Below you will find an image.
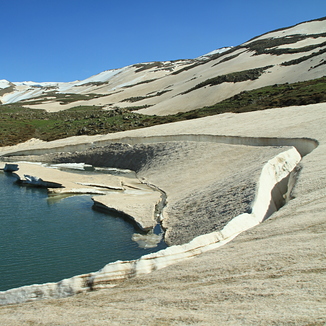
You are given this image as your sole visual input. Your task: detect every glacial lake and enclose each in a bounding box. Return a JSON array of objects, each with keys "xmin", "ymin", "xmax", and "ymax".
[{"xmin": 0, "ymin": 171, "xmax": 166, "ymax": 292}]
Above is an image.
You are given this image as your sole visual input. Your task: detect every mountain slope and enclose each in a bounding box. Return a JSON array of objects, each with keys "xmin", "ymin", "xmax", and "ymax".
[{"xmin": 1, "ymin": 17, "xmax": 325, "ymax": 116}]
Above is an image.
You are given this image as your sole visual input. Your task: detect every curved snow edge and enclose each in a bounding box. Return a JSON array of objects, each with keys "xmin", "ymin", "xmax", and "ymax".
[
  {"xmin": 2, "ymin": 134, "xmax": 318, "ymax": 158},
  {"xmin": 0, "ymin": 147, "xmax": 301, "ymax": 305}
]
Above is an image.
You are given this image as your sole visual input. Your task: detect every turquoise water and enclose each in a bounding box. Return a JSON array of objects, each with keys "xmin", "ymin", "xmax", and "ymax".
[{"xmin": 0, "ymin": 172, "xmax": 166, "ymax": 291}]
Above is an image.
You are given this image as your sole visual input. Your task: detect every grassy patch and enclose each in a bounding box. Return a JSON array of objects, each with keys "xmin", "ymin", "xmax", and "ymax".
[
  {"xmin": 134, "ymin": 62, "xmax": 175, "ymax": 73},
  {"xmin": 246, "ymin": 33, "xmax": 326, "ymax": 55},
  {"xmin": 18, "ymin": 92, "xmax": 106, "ymax": 106},
  {"xmin": 0, "ymin": 105, "xmax": 171, "ymax": 146},
  {"xmin": 213, "ymin": 52, "xmax": 244, "ymax": 65},
  {"xmin": 0, "ymin": 77, "xmax": 325, "ymax": 147},
  {"xmin": 123, "ymin": 78, "xmax": 158, "ymax": 88},
  {"xmin": 121, "ymin": 105, "xmax": 152, "ymax": 110},
  {"xmin": 181, "ymin": 66, "xmax": 273, "ymax": 95},
  {"xmin": 175, "ymin": 76, "xmax": 326, "ymax": 119},
  {"xmin": 171, "ymin": 31, "xmax": 326, "ymax": 76},
  {"xmin": 171, "ymin": 48, "xmax": 241, "ymax": 75},
  {"xmin": 171, "ymin": 62, "xmax": 201, "ymax": 75},
  {"xmin": 121, "ymin": 90, "xmax": 171, "ymax": 103},
  {"xmin": 0, "ymin": 85, "xmax": 15, "ymax": 98},
  {"xmin": 264, "ymin": 40, "xmax": 326, "ymax": 56},
  {"xmin": 77, "ymin": 81, "xmax": 109, "ymax": 87},
  {"xmin": 281, "ymin": 47, "xmax": 326, "ymax": 66}
]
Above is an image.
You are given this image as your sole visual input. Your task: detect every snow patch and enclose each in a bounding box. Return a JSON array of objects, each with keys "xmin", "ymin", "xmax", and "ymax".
[
  {"xmin": 2, "ymin": 88, "xmax": 45, "ymax": 104},
  {"xmin": 197, "ymin": 47, "xmax": 233, "ymax": 60},
  {"xmin": 74, "ymin": 67, "xmax": 127, "ymax": 86},
  {"xmin": 0, "ymin": 80, "xmax": 11, "ymax": 89},
  {"xmin": 0, "ymin": 146, "xmax": 302, "ymax": 305}
]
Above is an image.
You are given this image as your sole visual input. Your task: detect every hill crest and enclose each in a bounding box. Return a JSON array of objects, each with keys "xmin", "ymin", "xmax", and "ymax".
[{"xmin": 0, "ymin": 16, "xmax": 325, "ymax": 116}]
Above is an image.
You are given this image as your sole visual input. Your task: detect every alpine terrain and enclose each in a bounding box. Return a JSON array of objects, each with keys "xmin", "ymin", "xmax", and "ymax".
[{"xmin": 0, "ymin": 16, "xmax": 325, "ymax": 325}]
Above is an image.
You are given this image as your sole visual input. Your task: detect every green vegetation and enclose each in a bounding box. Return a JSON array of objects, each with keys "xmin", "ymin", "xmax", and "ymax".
[
  {"xmin": 121, "ymin": 105, "xmax": 152, "ymax": 111},
  {"xmin": 281, "ymin": 47, "xmax": 326, "ymax": 66},
  {"xmin": 18, "ymin": 92, "xmax": 106, "ymax": 106},
  {"xmin": 123, "ymin": 79, "xmax": 157, "ymax": 88},
  {"xmin": 77, "ymin": 81, "xmax": 109, "ymax": 87},
  {"xmin": 245, "ymin": 16, "xmax": 326, "ymax": 44},
  {"xmin": 0, "ymin": 105, "xmax": 154, "ymax": 146},
  {"xmin": 121, "ymin": 96, "xmax": 148, "ymax": 103},
  {"xmin": 171, "ymin": 31, "xmax": 326, "ymax": 76},
  {"xmin": 263, "ymin": 40, "xmax": 326, "ymax": 56},
  {"xmin": 171, "ymin": 48, "xmax": 241, "ymax": 75},
  {"xmin": 134, "ymin": 62, "xmax": 164, "ymax": 73},
  {"xmin": 134, "ymin": 62, "xmax": 174, "ymax": 73},
  {"xmin": 171, "ymin": 62, "xmax": 201, "ymax": 75},
  {"xmin": 0, "ymin": 77, "xmax": 325, "ymax": 147},
  {"xmin": 245, "ymin": 33, "xmax": 326, "ymax": 55},
  {"xmin": 214, "ymin": 52, "xmax": 244, "ymax": 65},
  {"xmin": 181, "ymin": 66, "xmax": 273, "ymax": 94},
  {"xmin": 0, "ymin": 86, "xmax": 15, "ymax": 98},
  {"xmin": 174, "ymin": 76, "xmax": 326, "ymax": 120},
  {"xmin": 121, "ymin": 90, "xmax": 171, "ymax": 103}
]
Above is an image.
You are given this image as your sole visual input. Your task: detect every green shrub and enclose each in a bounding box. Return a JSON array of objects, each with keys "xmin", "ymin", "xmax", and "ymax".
[
  {"xmin": 0, "ymin": 77, "xmax": 325, "ymax": 147},
  {"xmin": 181, "ymin": 66, "xmax": 273, "ymax": 94},
  {"xmin": 281, "ymin": 47, "xmax": 326, "ymax": 66}
]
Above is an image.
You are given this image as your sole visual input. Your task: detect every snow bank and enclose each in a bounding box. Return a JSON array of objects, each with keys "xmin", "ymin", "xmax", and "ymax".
[
  {"xmin": 73, "ymin": 67, "xmax": 126, "ymax": 86},
  {"xmin": 197, "ymin": 47, "xmax": 233, "ymax": 60},
  {"xmin": 0, "ymin": 146, "xmax": 302, "ymax": 305},
  {"xmin": 0, "ymin": 79, "xmax": 11, "ymax": 89}
]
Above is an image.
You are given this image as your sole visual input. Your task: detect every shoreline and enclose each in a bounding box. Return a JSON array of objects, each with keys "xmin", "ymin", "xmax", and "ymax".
[{"xmin": 0, "ymin": 131, "xmax": 307, "ymax": 304}]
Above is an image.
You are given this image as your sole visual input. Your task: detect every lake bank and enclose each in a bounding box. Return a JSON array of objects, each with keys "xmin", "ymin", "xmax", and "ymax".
[{"xmin": 0, "ymin": 170, "xmax": 166, "ymax": 292}]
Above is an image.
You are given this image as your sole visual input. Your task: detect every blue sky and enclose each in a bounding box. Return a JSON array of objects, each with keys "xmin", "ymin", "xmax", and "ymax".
[{"xmin": 1, "ymin": 0, "xmax": 325, "ymax": 82}]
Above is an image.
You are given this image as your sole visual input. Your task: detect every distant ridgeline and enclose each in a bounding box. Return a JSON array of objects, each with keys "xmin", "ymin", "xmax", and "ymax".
[{"xmin": 0, "ymin": 16, "xmax": 325, "ymax": 146}]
